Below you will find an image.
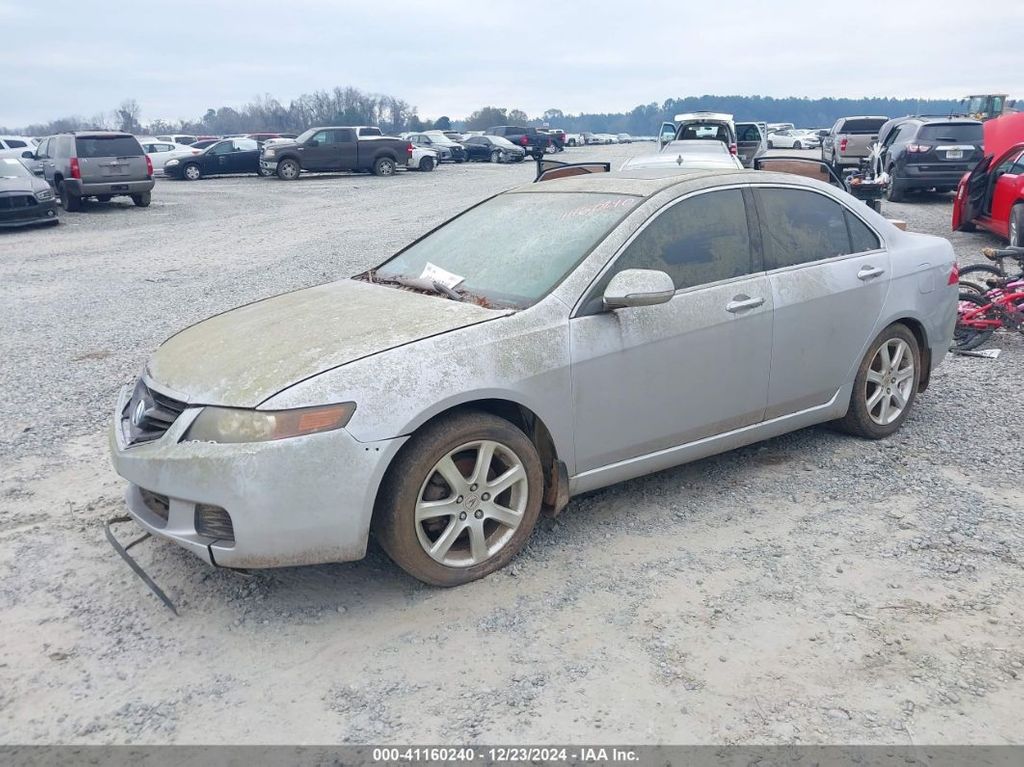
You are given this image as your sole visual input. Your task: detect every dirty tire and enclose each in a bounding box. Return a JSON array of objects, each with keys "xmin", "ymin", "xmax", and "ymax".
[
  {"xmin": 1010, "ymin": 204, "xmax": 1024, "ymax": 247},
  {"xmin": 958, "ymin": 263, "xmax": 1004, "ymax": 293},
  {"xmin": 276, "ymin": 159, "xmax": 300, "ymax": 180},
  {"xmin": 836, "ymin": 323, "xmax": 920, "ymax": 439},
  {"xmin": 131, "ymin": 192, "xmax": 151, "ymax": 207},
  {"xmin": 373, "ymin": 157, "xmax": 396, "ymax": 177},
  {"xmin": 952, "ymin": 292, "xmax": 995, "ymax": 351},
  {"xmin": 58, "ymin": 181, "xmax": 81, "ymax": 212},
  {"xmin": 885, "ymin": 169, "xmax": 905, "ymax": 202},
  {"xmin": 373, "ymin": 411, "xmax": 544, "ymax": 587}
]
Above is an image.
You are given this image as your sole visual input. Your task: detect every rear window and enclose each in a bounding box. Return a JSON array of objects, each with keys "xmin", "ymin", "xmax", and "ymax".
[
  {"xmin": 840, "ymin": 119, "xmax": 887, "ymax": 135},
  {"xmin": 75, "ymin": 136, "xmax": 143, "ymax": 158},
  {"xmin": 918, "ymin": 123, "xmax": 983, "ymax": 143},
  {"xmin": 5, "ymin": 139, "xmax": 27, "ymax": 148},
  {"xmin": 358, "ymin": 127, "xmax": 382, "ymax": 136}
]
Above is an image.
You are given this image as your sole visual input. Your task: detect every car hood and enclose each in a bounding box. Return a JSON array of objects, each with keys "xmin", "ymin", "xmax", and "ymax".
[
  {"xmin": 148, "ymin": 279, "xmax": 510, "ymax": 407},
  {"xmin": 0, "ymin": 174, "xmax": 48, "ymax": 194}
]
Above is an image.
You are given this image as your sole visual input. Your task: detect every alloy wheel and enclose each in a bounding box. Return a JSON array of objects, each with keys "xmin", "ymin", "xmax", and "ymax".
[
  {"xmin": 414, "ymin": 440, "xmax": 529, "ymax": 568},
  {"xmin": 184, "ymin": 165, "xmax": 200, "ymax": 181},
  {"xmin": 865, "ymin": 338, "xmax": 915, "ymax": 425}
]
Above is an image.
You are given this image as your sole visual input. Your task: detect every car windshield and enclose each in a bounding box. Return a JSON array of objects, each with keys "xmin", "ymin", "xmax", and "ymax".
[
  {"xmin": 491, "ymin": 136, "xmax": 516, "ymax": 149},
  {"xmin": 75, "ymin": 136, "xmax": 143, "ymax": 157},
  {"xmin": 0, "ymin": 158, "xmax": 31, "ymax": 178},
  {"xmin": 919, "ymin": 124, "xmax": 983, "ymax": 143},
  {"xmin": 373, "ymin": 192, "xmax": 640, "ymax": 307}
]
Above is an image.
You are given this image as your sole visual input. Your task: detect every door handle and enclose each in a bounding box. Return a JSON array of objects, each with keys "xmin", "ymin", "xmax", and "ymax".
[
  {"xmin": 857, "ymin": 266, "xmax": 885, "ymax": 280},
  {"xmin": 725, "ymin": 295, "xmax": 765, "ymax": 313}
]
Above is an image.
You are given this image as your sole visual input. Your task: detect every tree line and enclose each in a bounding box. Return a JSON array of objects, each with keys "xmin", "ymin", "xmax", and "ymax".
[{"xmin": 5, "ymin": 90, "xmax": 963, "ymax": 137}]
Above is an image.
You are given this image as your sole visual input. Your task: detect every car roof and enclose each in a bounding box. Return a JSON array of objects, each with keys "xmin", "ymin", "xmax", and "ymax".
[
  {"xmin": 674, "ymin": 112, "xmax": 733, "ymax": 122},
  {"xmin": 57, "ymin": 130, "xmax": 135, "ymax": 138}
]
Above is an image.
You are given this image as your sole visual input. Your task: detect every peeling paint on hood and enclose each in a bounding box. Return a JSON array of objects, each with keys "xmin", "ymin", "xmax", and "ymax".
[{"xmin": 148, "ymin": 279, "xmax": 509, "ymax": 407}]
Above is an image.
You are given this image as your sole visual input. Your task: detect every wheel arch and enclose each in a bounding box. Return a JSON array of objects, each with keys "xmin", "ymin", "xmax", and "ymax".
[
  {"xmin": 372, "ymin": 397, "xmax": 569, "ymax": 523},
  {"xmin": 890, "ymin": 316, "xmax": 932, "ymax": 391}
]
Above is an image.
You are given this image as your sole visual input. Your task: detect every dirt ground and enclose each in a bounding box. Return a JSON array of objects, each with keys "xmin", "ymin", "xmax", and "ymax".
[{"xmin": 1, "ymin": 144, "xmax": 1021, "ymax": 745}]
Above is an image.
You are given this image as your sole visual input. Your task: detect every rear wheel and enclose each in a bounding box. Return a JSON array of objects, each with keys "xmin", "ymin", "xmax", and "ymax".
[
  {"xmin": 372, "ymin": 157, "xmax": 396, "ymax": 177},
  {"xmin": 837, "ymin": 324, "xmax": 920, "ymax": 439},
  {"xmin": 885, "ymin": 168, "xmax": 905, "ymax": 202},
  {"xmin": 57, "ymin": 181, "xmax": 81, "ymax": 212},
  {"xmin": 418, "ymin": 156, "xmax": 435, "ymax": 172},
  {"xmin": 182, "ymin": 163, "xmax": 201, "ymax": 181},
  {"xmin": 131, "ymin": 192, "xmax": 151, "ymax": 207},
  {"xmin": 372, "ymin": 411, "xmax": 543, "ymax": 586},
  {"xmin": 276, "ymin": 159, "xmax": 300, "ymax": 180},
  {"xmin": 1010, "ymin": 204, "xmax": 1024, "ymax": 247},
  {"xmin": 257, "ymin": 164, "xmax": 273, "ymax": 177},
  {"xmin": 953, "ymin": 292, "xmax": 996, "ymax": 350}
]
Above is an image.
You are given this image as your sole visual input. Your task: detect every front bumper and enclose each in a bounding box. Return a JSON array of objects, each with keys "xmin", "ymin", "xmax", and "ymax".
[
  {"xmin": 109, "ymin": 384, "xmax": 407, "ymax": 569},
  {"xmin": 0, "ymin": 198, "xmax": 58, "ymax": 227}
]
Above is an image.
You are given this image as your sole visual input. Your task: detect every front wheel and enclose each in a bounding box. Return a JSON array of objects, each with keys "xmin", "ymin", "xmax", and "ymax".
[
  {"xmin": 490, "ymin": 150, "xmax": 501, "ymax": 164},
  {"xmin": 1010, "ymin": 204, "xmax": 1023, "ymax": 247},
  {"xmin": 793, "ymin": 141, "xmax": 802, "ymax": 149},
  {"xmin": 276, "ymin": 159, "xmax": 300, "ymax": 180},
  {"xmin": 372, "ymin": 157, "xmax": 396, "ymax": 177},
  {"xmin": 182, "ymin": 163, "xmax": 202, "ymax": 181},
  {"xmin": 836, "ymin": 324, "xmax": 920, "ymax": 439},
  {"xmin": 958, "ymin": 263, "xmax": 1004, "ymax": 293},
  {"xmin": 767, "ymin": 140, "xmax": 774, "ymax": 149},
  {"xmin": 372, "ymin": 411, "xmax": 544, "ymax": 586}
]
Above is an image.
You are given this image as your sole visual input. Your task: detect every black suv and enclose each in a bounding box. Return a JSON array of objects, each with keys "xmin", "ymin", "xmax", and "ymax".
[{"xmin": 876, "ymin": 117, "xmax": 983, "ymax": 202}]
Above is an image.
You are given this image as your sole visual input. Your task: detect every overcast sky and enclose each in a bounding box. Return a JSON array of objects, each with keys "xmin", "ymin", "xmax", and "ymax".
[{"xmin": 2, "ymin": 0, "xmax": 1022, "ymax": 128}]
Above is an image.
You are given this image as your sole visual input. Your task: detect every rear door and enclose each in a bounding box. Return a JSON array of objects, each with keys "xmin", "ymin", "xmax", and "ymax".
[
  {"xmin": 753, "ymin": 186, "xmax": 890, "ymax": 417},
  {"xmin": 333, "ymin": 129, "xmax": 358, "ymax": 169},
  {"xmin": 735, "ymin": 123, "xmax": 764, "ymax": 167},
  {"xmin": 74, "ymin": 135, "xmax": 147, "ymax": 183}
]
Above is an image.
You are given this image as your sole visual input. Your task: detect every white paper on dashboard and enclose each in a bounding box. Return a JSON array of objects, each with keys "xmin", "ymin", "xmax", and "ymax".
[{"xmin": 420, "ymin": 262, "xmax": 465, "ymax": 290}]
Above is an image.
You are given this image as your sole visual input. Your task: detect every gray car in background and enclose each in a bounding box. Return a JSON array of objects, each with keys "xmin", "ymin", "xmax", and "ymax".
[
  {"xmin": 110, "ymin": 169, "xmax": 957, "ymax": 586},
  {"xmin": 27, "ymin": 131, "xmax": 154, "ymax": 210},
  {"xmin": 822, "ymin": 116, "xmax": 889, "ymax": 168}
]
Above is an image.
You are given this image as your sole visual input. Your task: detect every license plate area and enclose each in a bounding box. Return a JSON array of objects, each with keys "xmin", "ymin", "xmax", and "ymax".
[
  {"xmin": 110, "ymin": 184, "xmax": 129, "ymax": 192},
  {"xmin": 945, "ymin": 150, "xmax": 963, "ymax": 160}
]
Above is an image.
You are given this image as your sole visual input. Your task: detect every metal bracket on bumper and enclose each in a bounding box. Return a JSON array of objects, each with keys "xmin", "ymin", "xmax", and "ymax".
[{"xmin": 103, "ymin": 515, "xmax": 178, "ymax": 616}]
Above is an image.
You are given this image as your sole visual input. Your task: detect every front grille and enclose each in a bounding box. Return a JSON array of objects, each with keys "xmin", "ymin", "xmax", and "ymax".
[
  {"xmin": 0, "ymin": 194, "xmax": 38, "ymax": 210},
  {"xmin": 124, "ymin": 378, "xmax": 187, "ymax": 445},
  {"xmin": 139, "ymin": 488, "xmax": 170, "ymax": 524},
  {"xmin": 195, "ymin": 505, "xmax": 234, "ymax": 542}
]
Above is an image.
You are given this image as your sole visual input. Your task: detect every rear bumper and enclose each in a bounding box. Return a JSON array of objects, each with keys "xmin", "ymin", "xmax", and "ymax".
[
  {"xmin": 0, "ymin": 200, "xmax": 58, "ymax": 227},
  {"xmin": 898, "ymin": 166, "xmax": 968, "ymax": 189},
  {"xmin": 66, "ymin": 178, "xmax": 154, "ymax": 196}
]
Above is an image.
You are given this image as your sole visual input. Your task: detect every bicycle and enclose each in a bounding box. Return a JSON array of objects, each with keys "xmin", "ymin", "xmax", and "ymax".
[
  {"xmin": 954, "ymin": 275, "xmax": 1024, "ymax": 350},
  {"xmin": 958, "ymin": 245, "xmax": 1024, "ymax": 294}
]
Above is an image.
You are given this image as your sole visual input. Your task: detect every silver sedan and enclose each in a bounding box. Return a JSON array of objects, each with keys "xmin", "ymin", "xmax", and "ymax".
[{"xmin": 110, "ymin": 169, "xmax": 958, "ymax": 586}]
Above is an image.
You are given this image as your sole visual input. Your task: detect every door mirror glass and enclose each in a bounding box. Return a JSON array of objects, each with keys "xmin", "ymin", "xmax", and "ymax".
[
  {"xmin": 603, "ymin": 269, "xmax": 675, "ymax": 309},
  {"xmin": 22, "ymin": 150, "xmax": 34, "ymax": 159},
  {"xmin": 659, "ymin": 122, "xmax": 676, "ymax": 149}
]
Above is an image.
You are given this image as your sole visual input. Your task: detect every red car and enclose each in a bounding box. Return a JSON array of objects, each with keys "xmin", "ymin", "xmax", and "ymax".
[{"xmin": 953, "ymin": 114, "xmax": 1024, "ymax": 246}]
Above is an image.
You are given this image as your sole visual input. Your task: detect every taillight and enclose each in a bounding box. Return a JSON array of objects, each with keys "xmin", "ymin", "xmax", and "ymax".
[
  {"xmin": 406, "ymin": 142, "xmax": 413, "ymax": 156},
  {"xmin": 520, "ymin": 136, "xmax": 528, "ymax": 146},
  {"xmin": 907, "ymin": 144, "xmax": 930, "ymax": 153},
  {"xmin": 145, "ymin": 154, "xmax": 153, "ymax": 177},
  {"xmin": 69, "ymin": 157, "xmax": 81, "ymax": 179},
  {"xmin": 839, "ymin": 138, "xmax": 848, "ymax": 152},
  {"xmin": 729, "ymin": 143, "xmax": 737, "ymax": 155},
  {"xmin": 948, "ymin": 264, "xmax": 959, "ymax": 285}
]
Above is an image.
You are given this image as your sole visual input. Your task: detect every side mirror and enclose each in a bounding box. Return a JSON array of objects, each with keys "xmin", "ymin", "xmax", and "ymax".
[
  {"xmin": 22, "ymin": 150, "xmax": 34, "ymax": 159},
  {"xmin": 658, "ymin": 122, "xmax": 676, "ymax": 149},
  {"xmin": 603, "ymin": 269, "xmax": 675, "ymax": 310}
]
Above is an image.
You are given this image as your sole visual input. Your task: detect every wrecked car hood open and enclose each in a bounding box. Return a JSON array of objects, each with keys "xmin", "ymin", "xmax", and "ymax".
[{"xmin": 148, "ymin": 279, "xmax": 510, "ymax": 407}]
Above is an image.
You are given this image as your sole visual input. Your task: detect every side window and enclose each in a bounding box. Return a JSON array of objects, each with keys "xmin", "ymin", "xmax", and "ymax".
[
  {"xmin": 609, "ymin": 189, "xmax": 753, "ymax": 291},
  {"xmin": 7, "ymin": 139, "xmax": 26, "ymax": 148},
  {"xmin": 210, "ymin": 141, "xmax": 232, "ymax": 155},
  {"xmin": 1010, "ymin": 150, "xmax": 1024, "ymax": 175},
  {"xmin": 882, "ymin": 125, "xmax": 903, "ymax": 148},
  {"xmin": 845, "ymin": 209, "xmax": 881, "ymax": 253},
  {"xmin": 310, "ymin": 130, "xmax": 332, "ymax": 145},
  {"xmin": 234, "ymin": 139, "xmax": 258, "ymax": 151},
  {"xmin": 335, "ymin": 129, "xmax": 355, "ymax": 143},
  {"xmin": 995, "ymin": 151, "xmax": 1021, "ymax": 175},
  {"xmin": 757, "ymin": 188, "xmax": 852, "ymax": 269},
  {"xmin": 36, "ymin": 139, "xmax": 50, "ymax": 158}
]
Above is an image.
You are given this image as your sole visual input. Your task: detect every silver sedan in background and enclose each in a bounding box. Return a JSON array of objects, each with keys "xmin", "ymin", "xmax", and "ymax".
[{"xmin": 110, "ymin": 169, "xmax": 957, "ymax": 586}]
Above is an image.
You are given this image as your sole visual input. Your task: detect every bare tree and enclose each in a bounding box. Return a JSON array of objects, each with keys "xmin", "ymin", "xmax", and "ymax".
[{"xmin": 116, "ymin": 99, "xmax": 142, "ymax": 133}]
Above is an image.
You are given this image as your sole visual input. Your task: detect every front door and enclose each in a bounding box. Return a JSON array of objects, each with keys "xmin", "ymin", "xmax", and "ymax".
[
  {"xmin": 752, "ymin": 186, "xmax": 891, "ymax": 418},
  {"xmin": 989, "ymin": 148, "xmax": 1024, "ymax": 236},
  {"xmin": 570, "ymin": 188, "xmax": 772, "ymax": 473}
]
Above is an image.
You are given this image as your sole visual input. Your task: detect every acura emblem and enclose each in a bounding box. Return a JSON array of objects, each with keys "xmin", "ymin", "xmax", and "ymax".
[{"xmin": 132, "ymin": 398, "xmax": 149, "ymax": 427}]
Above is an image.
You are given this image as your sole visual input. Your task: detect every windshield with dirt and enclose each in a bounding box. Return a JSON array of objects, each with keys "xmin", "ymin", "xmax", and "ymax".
[{"xmin": 369, "ymin": 192, "xmax": 640, "ymax": 308}]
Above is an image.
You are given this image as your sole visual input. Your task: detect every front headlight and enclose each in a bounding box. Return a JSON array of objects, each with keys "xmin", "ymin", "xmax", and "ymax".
[
  {"xmin": 35, "ymin": 189, "xmax": 54, "ymax": 201},
  {"xmin": 183, "ymin": 402, "xmax": 356, "ymax": 444},
  {"xmin": 165, "ymin": 159, "xmax": 180, "ymax": 166}
]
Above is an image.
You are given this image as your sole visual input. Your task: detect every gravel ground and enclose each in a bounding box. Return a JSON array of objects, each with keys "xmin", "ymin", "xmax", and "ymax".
[{"xmin": 1, "ymin": 145, "xmax": 1021, "ymax": 745}]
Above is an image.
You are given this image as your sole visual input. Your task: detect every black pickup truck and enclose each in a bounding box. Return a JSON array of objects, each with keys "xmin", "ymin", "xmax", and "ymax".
[
  {"xmin": 484, "ymin": 126, "xmax": 554, "ymax": 159},
  {"xmin": 259, "ymin": 126, "xmax": 410, "ymax": 179}
]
